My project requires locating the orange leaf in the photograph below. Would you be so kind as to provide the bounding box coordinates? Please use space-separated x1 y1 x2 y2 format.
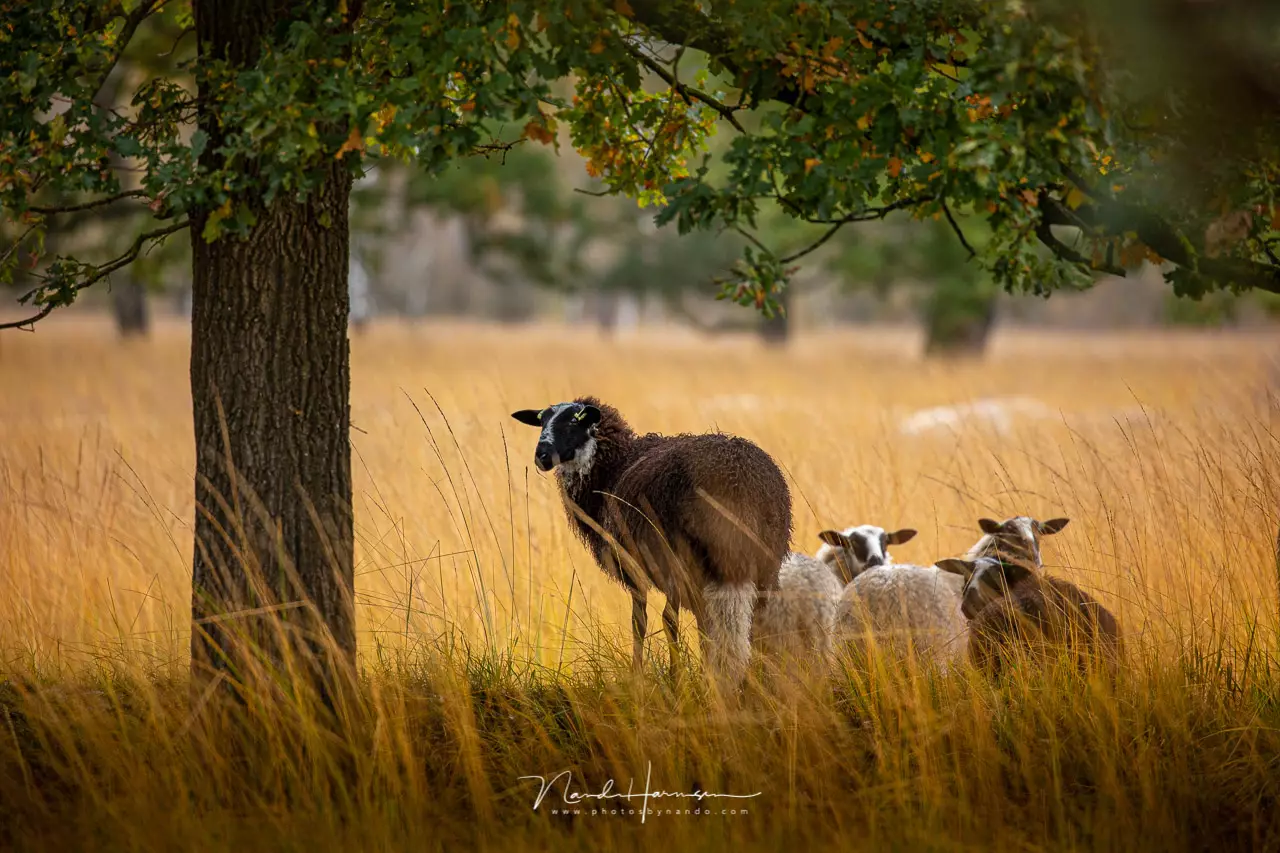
614 0 634 15
1019 189 1037 206
589 36 606 54
505 14 520 50
335 125 364 160
804 157 820 174
523 118 556 145
886 157 903 177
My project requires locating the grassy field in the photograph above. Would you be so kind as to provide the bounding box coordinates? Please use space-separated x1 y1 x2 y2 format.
2 316 1279 851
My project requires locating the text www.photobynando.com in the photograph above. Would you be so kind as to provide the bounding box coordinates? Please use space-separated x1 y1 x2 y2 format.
518 762 761 823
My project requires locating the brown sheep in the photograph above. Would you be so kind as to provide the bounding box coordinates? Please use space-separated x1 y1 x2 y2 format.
935 555 1122 676
511 397 792 684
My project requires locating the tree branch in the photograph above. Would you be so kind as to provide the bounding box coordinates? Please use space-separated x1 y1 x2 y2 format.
626 0 808 110
90 0 166 104
1035 191 1125 277
941 199 976 258
778 199 931 263
1039 191 1280 294
0 219 190 332
774 194 932 225
26 190 151 216
625 44 746 133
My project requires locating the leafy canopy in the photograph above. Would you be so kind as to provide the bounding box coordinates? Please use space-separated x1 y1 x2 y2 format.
4 0 1279 328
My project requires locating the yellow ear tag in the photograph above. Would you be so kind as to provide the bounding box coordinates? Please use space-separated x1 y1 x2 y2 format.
537 408 547 420
572 410 586 422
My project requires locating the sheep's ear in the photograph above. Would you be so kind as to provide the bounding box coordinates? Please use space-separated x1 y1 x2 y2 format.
575 404 601 427
886 528 917 546
978 518 1003 535
936 558 975 577
817 530 845 547
511 409 544 427
1038 517 1070 535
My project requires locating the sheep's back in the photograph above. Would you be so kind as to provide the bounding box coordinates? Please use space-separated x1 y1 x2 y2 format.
757 552 843 655
968 575 1122 673
603 433 792 589
836 565 967 663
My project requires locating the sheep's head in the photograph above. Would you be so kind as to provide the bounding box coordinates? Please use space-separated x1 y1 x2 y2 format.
969 515 1069 570
511 402 602 476
816 525 917 583
936 555 1036 620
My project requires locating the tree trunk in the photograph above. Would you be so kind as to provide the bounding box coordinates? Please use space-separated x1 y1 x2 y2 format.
110 278 150 338
759 289 790 346
923 284 997 357
190 0 355 709
593 288 620 333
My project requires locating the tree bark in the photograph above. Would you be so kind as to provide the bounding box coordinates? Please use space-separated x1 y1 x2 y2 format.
189 0 355 708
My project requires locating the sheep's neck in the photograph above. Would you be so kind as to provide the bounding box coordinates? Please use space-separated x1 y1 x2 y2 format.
556 431 639 564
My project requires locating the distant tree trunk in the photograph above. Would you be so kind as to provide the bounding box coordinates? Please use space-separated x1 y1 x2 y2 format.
110 278 149 337
923 284 997 357
190 0 355 709
100 68 151 341
759 289 790 346
593 288 619 333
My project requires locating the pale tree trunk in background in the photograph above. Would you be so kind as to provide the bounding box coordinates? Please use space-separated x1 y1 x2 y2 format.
189 0 355 710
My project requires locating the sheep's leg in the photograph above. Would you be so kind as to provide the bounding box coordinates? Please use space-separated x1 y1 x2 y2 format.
631 592 647 673
662 601 680 677
702 583 756 688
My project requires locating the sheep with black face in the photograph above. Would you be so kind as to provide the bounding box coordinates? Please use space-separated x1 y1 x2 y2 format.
511 397 793 685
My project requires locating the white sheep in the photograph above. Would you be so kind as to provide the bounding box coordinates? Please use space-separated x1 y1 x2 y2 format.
815 524 918 583
834 561 970 669
757 525 917 659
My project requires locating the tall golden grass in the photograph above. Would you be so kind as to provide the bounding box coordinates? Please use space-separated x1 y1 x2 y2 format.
1 316 1279 850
